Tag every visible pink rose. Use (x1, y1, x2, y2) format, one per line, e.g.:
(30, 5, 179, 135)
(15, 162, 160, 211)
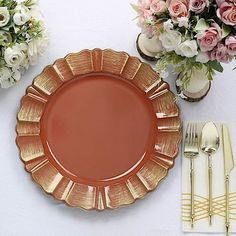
(138, 0, 154, 24)
(209, 43, 234, 63)
(217, 2, 236, 26)
(197, 23, 222, 52)
(150, 0, 167, 13)
(138, 8, 153, 24)
(225, 36, 236, 55)
(217, 0, 236, 7)
(167, 0, 189, 20)
(138, 0, 152, 9)
(189, 0, 209, 14)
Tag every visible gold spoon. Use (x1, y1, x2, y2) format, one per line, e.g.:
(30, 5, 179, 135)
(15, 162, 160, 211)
(200, 122, 220, 225)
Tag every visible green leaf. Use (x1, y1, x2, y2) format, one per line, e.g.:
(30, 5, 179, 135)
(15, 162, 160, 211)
(222, 24, 231, 38)
(194, 18, 209, 32)
(207, 60, 224, 73)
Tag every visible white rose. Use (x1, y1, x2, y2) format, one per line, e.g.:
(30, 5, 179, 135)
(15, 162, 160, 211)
(196, 51, 209, 63)
(159, 30, 182, 52)
(4, 43, 27, 68)
(177, 17, 189, 28)
(28, 30, 49, 65)
(175, 40, 198, 58)
(0, 7, 10, 27)
(13, 5, 30, 26)
(163, 19, 174, 31)
(0, 67, 12, 88)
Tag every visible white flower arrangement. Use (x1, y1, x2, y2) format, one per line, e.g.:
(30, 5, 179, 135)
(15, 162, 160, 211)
(0, 0, 48, 88)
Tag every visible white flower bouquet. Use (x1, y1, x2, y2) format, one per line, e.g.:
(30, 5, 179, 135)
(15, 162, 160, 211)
(0, 0, 48, 88)
(132, 0, 236, 86)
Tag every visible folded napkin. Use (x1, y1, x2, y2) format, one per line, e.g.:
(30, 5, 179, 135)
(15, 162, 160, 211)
(182, 122, 236, 233)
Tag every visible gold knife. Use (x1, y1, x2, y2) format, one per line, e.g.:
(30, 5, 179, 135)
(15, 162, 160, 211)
(222, 124, 235, 236)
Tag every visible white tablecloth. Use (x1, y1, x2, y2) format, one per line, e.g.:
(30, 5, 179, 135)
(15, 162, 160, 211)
(0, 1, 235, 235)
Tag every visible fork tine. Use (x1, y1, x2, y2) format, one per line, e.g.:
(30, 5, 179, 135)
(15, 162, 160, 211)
(192, 123, 195, 146)
(184, 122, 199, 154)
(190, 122, 193, 146)
(185, 123, 190, 145)
(194, 123, 198, 147)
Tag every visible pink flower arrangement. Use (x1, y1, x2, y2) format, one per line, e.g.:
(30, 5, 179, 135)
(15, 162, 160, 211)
(133, 0, 236, 82)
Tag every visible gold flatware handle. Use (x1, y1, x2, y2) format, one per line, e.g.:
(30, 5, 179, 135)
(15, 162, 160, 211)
(208, 155, 213, 225)
(190, 157, 194, 228)
(225, 175, 230, 236)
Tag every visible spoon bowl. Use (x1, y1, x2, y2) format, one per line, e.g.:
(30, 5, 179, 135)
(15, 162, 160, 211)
(201, 122, 220, 155)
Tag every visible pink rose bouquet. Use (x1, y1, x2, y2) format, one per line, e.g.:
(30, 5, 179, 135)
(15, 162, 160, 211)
(132, 0, 236, 85)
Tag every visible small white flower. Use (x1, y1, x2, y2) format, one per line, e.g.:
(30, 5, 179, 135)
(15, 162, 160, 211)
(0, 66, 22, 88)
(12, 68, 21, 81)
(159, 30, 182, 52)
(27, 29, 49, 65)
(0, 67, 12, 88)
(163, 19, 174, 31)
(175, 40, 198, 58)
(0, 7, 10, 27)
(0, 30, 12, 46)
(4, 43, 27, 68)
(177, 17, 189, 28)
(195, 51, 209, 63)
(13, 4, 30, 26)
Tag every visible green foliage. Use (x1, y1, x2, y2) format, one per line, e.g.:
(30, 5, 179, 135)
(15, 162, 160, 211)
(23, 0, 37, 8)
(194, 18, 209, 32)
(207, 60, 223, 72)
(222, 24, 232, 38)
(156, 52, 221, 88)
(26, 20, 43, 39)
(0, 0, 17, 9)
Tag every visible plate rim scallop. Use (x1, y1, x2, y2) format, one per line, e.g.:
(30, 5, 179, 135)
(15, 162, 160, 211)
(16, 48, 182, 211)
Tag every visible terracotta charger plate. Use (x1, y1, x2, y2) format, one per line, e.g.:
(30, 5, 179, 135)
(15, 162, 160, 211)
(16, 49, 181, 210)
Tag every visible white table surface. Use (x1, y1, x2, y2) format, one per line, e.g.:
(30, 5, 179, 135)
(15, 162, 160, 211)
(0, 0, 236, 235)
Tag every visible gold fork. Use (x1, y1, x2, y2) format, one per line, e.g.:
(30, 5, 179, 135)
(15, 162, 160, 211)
(184, 123, 199, 228)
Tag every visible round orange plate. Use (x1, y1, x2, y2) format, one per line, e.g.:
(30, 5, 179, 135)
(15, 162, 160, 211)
(16, 49, 181, 210)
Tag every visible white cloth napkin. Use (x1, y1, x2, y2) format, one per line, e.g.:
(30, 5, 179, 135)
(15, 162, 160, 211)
(182, 122, 236, 233)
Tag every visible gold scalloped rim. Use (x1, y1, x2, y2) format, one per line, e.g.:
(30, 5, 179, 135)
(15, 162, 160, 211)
(16, 49, 182, 211)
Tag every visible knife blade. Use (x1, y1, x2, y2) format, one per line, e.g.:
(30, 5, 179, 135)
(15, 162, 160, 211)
(222, 124, 235, 236)
(222, 124, 234, 175)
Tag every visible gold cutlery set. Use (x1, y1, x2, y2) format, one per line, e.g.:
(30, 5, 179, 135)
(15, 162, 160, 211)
(184, 122, 235, 235)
